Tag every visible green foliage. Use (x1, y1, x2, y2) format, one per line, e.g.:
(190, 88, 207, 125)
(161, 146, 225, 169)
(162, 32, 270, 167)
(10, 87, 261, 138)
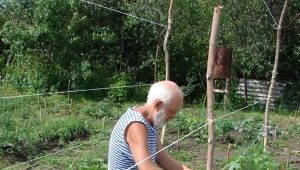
(0, 0, 120, 92)
(80, 99, 114, 119)
(107, 72, 132, 103)
(3, 53, 48, 90)
(226, 145, 280, 170)
(171, 110, 264, 144)
(234, 118, 262, 143)
(130, 84, 149, 102)
(215, 119, 235, 142)
(0, 113, 40, 157)
(171, 150, 193, 162)
(0, 94, 103, 160)
(0, 0, 299, 104)
(68, 158, 107, 170)
(287, 123, 300, 135)
(40, 115, 88, 142)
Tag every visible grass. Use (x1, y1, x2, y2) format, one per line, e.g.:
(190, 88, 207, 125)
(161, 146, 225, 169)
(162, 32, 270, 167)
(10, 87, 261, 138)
(0, 87, 299, 169)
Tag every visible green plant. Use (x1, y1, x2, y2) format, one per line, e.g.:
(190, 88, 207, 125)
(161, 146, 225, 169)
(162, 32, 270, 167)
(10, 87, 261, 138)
(40, 115, 89, 142)
(68, 158, 107, 170)
(287, 123, 300, 135)
(0, 115, 40, 158)
(107, 72, 132, 103)
(234, 118, 262, 143)
(215, 119, 235, 143)
(226, 145, 280, 170)
(80, 99, 114, 119)
(131, 84, 149, 102)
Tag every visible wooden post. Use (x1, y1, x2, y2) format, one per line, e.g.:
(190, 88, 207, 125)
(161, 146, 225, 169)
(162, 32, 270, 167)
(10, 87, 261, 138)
(163, 0, 173, 81)
(227, 143, 232, 160)
(154, 45, 159, 82)
(286, 147, 291, 168)
(224, 78, 230, 113)
(38, 96, 42, 120)
(243, 72, 248, 106)
(102, 117, 105, 129)
(273, 128, 277, 142)
(161, 0, 174, 145)
(264, 0, 288, 152)
(69, 99, 73, 113)
(176, 129, 180, 148)
(68, 80, 71, 103)
(44, 98, 47, 114)
(206, 5, 223, 170)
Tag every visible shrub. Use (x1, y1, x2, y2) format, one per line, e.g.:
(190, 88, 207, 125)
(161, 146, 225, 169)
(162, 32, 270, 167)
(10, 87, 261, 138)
(107, 72, 132, 103)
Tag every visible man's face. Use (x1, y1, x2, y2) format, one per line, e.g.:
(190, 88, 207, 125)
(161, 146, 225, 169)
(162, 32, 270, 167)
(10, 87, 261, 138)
(153, 94, 183, 128)
(154, 103, 181, 128)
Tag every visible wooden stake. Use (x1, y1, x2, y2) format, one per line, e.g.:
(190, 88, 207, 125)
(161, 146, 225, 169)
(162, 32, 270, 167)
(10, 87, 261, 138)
(264, 0, 288, 152)
(227, 143, 232, 160)
(176, 129, 180, 148)
(206, 5, 223, 170)
(154, 45, 159, 83)
(44, 98, 47, 114)
(286, 147, 291, 168)
(68, 80, 71, 103)
(161, 0, 174, 145)
(38, 96, 42, 121)
(102, 117, 106, 129)
(224, 78, 230, 113)
(273, 128, 277, 143)
(69, 99, 72, 114)
(243, 72, 248, 106)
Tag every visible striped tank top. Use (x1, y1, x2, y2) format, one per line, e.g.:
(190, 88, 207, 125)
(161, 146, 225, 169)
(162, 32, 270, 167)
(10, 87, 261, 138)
(108, 108, 157, 170)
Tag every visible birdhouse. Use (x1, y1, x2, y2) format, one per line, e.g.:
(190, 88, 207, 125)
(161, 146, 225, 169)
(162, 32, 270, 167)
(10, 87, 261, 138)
(214, 47, 233, 79)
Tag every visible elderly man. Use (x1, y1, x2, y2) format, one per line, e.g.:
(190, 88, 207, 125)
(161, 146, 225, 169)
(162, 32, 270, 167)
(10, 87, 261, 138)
(108, 80, 191, 170)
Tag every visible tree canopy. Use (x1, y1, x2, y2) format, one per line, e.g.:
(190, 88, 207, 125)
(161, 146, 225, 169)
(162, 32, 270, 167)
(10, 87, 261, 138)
(0, 0, 299, 103)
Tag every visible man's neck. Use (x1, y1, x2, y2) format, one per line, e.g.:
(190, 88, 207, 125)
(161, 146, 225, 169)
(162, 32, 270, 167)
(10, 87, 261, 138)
(134, 104, 154, 126)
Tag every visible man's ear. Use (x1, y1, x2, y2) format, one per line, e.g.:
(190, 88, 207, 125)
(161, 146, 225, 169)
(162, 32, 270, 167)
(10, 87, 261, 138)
(154, 99, 163, 111)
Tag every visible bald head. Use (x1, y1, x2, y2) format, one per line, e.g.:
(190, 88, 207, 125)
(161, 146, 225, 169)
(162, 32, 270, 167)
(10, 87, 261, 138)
(147, 81, 183, 107)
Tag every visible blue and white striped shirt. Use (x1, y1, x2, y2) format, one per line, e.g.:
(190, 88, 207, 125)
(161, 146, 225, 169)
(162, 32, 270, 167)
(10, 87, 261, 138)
(108, 108, 157, 170)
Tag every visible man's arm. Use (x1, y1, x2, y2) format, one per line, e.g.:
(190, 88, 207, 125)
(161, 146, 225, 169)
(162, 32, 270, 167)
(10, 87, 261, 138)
(126, 122, 163, 170)
(156, 137, 191, 170)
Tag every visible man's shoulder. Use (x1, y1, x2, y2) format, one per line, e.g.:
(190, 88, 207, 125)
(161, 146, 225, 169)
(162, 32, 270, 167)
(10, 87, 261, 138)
(127, 121, 148, 130)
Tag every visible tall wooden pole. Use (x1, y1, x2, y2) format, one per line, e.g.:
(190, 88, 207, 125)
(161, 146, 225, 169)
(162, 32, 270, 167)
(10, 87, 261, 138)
(243, 72, 248, 106)
(163, 0, 173, 81)
(206, 6, 223, 170)
(161, 0, 174, 145)
(264, 0, 288, 152)
(154, 45, 159, 82)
